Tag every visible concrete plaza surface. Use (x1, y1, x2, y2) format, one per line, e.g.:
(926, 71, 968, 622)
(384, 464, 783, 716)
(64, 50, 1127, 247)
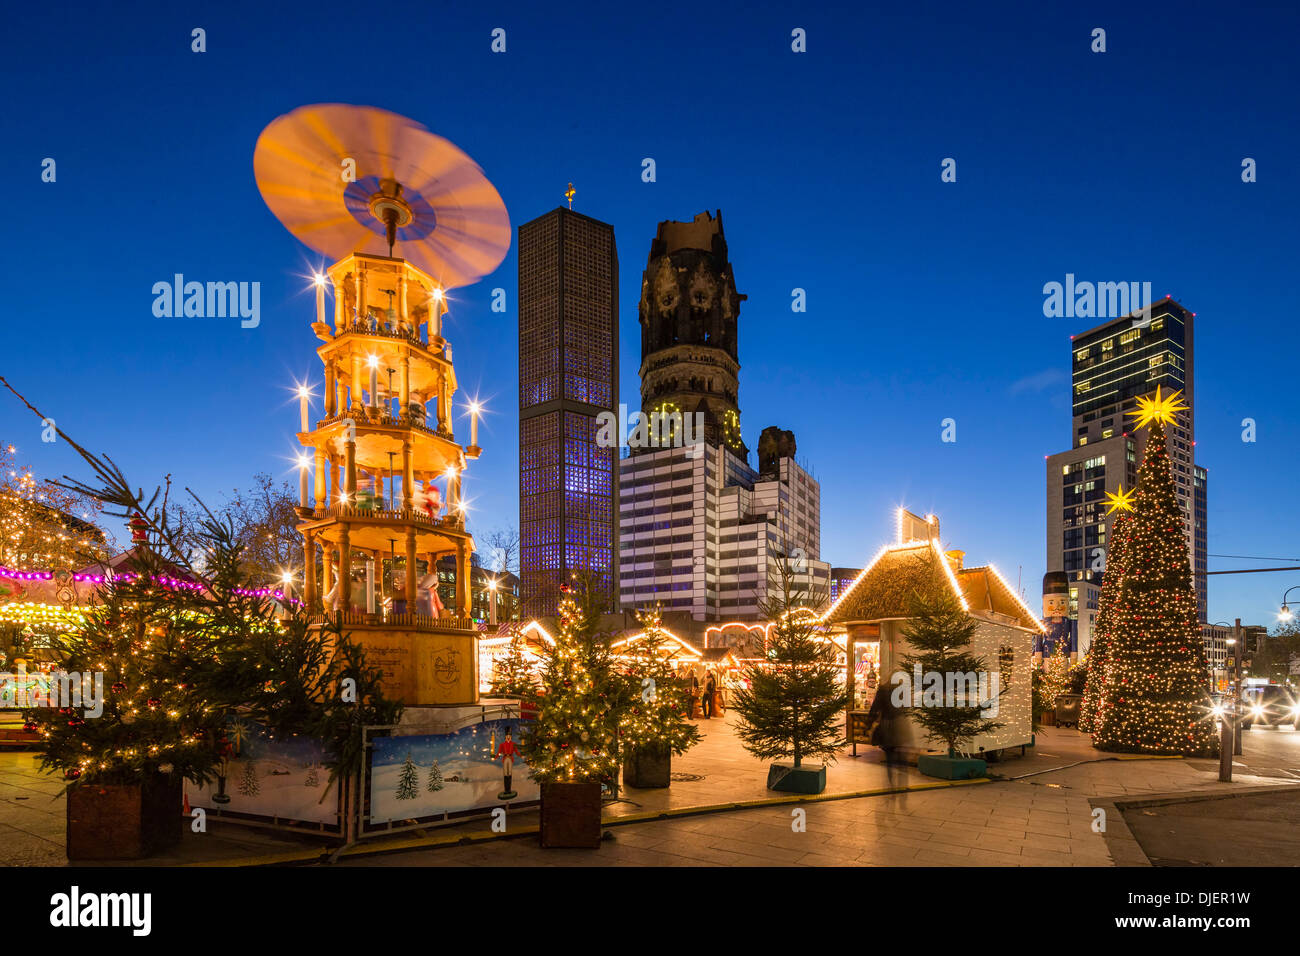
(3, 713, 1298, 867)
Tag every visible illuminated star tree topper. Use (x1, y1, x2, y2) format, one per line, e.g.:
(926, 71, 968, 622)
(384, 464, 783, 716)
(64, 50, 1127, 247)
(1126, 385, 1189, 430)
(1104, 484, 1136, 514)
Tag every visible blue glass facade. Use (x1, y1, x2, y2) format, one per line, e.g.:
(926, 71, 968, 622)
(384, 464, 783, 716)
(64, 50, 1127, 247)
(518, 208, 618, 616)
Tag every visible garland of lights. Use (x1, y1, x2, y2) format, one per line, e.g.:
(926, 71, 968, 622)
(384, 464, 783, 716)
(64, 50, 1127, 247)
(0, 602, 86, 633)
(0, 563, 301, 604)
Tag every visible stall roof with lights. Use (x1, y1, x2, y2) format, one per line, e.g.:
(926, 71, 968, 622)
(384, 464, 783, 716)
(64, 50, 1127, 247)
(822, 509, 1044, 633)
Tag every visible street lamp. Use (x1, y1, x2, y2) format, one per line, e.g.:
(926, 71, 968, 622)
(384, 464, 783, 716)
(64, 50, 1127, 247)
(279, 570, 295, 614)
(1278, 585, 1300, 621)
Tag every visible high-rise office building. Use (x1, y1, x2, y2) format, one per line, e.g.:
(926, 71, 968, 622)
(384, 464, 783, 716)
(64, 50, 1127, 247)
(517, 207, 618, 617)
(1045, 298, 1207, 654)
(830, 568, 863, 607)
(619, 442, 830, 618)
(618, 213, 829, 620)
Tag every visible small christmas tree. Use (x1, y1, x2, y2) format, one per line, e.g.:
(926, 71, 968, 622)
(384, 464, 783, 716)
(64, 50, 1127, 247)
(395, 752, 419, 800)
(618, 608, 702, 765)
(24, 536, 234, 788)
(518, 574, 620, 786)
(899, 582, 1004, 755)
(1094, 389, 1216, 756)
(426, 759, 444, 792)
(490, 634, 536, 697)
(1039, 640, 1074, 707)
(1079, 507, 1134, 734)
(237, 763, 260, 797)
(732, 562, 849, 771)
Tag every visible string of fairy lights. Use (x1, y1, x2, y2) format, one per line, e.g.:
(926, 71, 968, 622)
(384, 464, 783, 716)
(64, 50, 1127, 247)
(1, 445, 105, 570)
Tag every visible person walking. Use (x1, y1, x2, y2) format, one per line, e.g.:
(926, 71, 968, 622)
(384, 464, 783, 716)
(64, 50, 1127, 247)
(867, 680, 908, 794)
(703, 671, 717, 719)
(686, 672, 700, 719)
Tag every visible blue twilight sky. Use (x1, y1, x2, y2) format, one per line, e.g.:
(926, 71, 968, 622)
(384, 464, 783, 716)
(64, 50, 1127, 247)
(2, 0, 1298, 625)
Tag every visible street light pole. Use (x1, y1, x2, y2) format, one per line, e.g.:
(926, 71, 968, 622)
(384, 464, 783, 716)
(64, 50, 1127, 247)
(1234, 617, 1243, 756)
(1279, 585, 1300, 623)
(1211, 620, 1239, 781)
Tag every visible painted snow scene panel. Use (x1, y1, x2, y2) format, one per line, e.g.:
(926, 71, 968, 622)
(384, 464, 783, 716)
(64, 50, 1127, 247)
(369, 718, 538, 823)
(186, 721, 336, 826)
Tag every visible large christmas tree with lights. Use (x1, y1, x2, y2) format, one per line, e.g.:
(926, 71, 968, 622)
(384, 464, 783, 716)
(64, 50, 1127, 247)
(518, 576, 620, 786)
(1093, 388, 1216, 756)
(617, 608, 701, 762)
(1078, 498, 1134, 735)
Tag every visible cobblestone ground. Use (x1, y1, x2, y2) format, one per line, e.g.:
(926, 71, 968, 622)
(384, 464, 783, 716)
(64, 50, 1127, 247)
(6, 717, 1298, 866)
(338, 754, 1293, 867)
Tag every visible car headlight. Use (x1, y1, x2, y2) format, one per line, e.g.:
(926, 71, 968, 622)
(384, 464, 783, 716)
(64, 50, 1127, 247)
(1251, 706, 1264, 717)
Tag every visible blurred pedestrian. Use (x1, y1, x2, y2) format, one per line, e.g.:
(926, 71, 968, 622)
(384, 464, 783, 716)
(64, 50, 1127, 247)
(867, 679, 908, 793)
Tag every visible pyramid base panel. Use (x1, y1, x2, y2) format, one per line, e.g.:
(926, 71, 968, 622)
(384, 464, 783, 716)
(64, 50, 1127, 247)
(348, 628, 479, 706)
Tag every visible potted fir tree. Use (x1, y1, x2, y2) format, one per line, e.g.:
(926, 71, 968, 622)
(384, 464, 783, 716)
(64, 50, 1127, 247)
(732, 562, 849, 794)
(519, 576, 620, 848)
(31, 543, 230, 860)
(619, 608, 701, 788)
(900, 588, 1004, 779)
(18, 414, 400, 859)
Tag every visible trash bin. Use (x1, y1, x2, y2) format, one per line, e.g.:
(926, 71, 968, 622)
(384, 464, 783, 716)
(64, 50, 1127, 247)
(1055, 693, 1083, 728)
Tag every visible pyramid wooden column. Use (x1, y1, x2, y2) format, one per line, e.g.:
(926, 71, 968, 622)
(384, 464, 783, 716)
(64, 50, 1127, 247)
(294, 253, 481, 706)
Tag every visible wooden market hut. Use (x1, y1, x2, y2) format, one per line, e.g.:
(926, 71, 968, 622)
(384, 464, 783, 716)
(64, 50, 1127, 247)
(821, 511, 1043, 760)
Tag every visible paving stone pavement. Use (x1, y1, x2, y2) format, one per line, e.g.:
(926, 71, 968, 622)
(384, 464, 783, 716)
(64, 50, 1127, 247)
(337, 723, 1298, 867)
(5, 714, 1296, 866)
(341, 757, 1295, 867)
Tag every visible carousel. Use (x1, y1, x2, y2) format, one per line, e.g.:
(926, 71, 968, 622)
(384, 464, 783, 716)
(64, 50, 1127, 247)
(254, 104, 510, 706)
